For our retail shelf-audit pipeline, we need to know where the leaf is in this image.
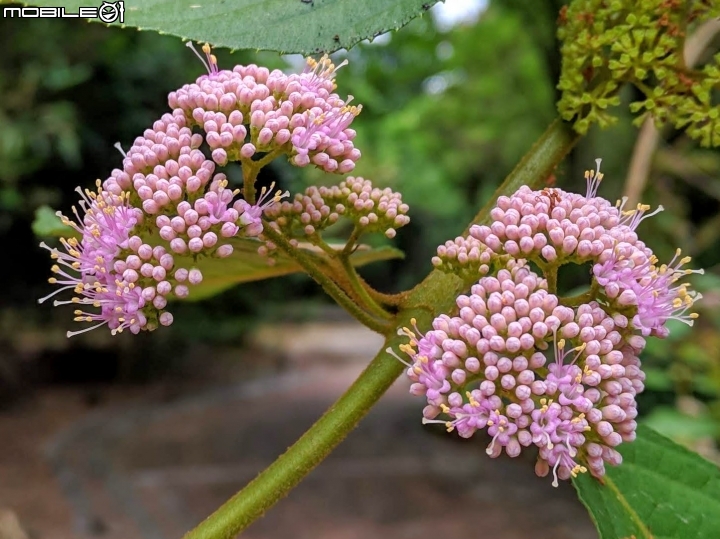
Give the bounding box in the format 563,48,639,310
644,407,720,441
18,0,440,55
188,238,403,300
642,367,673,391
32,205,75,237
573,425,720,539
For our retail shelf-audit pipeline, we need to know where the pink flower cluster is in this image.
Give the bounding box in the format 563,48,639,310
265,176,410,239
169,45,361,173
40,45,327,337
397,160,702,485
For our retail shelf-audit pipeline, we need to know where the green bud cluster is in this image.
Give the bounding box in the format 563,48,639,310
557,0,720,146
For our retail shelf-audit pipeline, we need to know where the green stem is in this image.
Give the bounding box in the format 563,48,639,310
338,254,394,320
240,149,287,204
545,264,558,295
561,280,600,307
341,226,361,256
182,116,581,539
263,226,391,333
304,231,393,320
183,270,462,539
184,346,403,539
255,147,287,169
467,118,580,230
241,160,259,204
182,341,401,539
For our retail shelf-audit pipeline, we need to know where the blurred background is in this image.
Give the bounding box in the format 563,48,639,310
1,0,719,538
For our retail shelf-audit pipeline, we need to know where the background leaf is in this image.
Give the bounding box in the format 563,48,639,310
573,425,720,539
31,204,74,237
15,0,440,54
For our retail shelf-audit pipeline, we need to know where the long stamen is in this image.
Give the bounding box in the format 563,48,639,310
186,41,212,73
385,346,413,368
67,321,108,338
114,142,127,158
551,458,561,488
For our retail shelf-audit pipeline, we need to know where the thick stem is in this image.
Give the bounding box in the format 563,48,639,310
263,226,391,333
561,281,600,307
182,116,581,539
182,332,402,539
293,232,392,320
341,226,361,256
242,148,288,203
545,264,558,295
242,160,259,204
182,268,463,539
467,118,580,231
338,254,394,320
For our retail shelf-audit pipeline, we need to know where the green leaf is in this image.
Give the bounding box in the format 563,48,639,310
32,205,75,237
642,367,673,391
643,407,720,441
188,238,403,300
19,0,440,54
573,425,720,539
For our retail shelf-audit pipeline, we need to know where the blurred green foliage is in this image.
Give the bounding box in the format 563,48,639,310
2,0,720,461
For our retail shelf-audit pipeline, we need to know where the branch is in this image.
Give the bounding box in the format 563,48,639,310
182,272,461,539
182,116,581,539
262,226,392,333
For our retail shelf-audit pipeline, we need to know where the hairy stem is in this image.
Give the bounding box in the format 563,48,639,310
182,269,462,539
341,226,361,256
338,254,394,320
182,336,402,539
183,116,580,539
242,160,259,204
301,233,393,320
545,264,558,295
561,281,600,307
263,226,391,333
241,148,288,204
